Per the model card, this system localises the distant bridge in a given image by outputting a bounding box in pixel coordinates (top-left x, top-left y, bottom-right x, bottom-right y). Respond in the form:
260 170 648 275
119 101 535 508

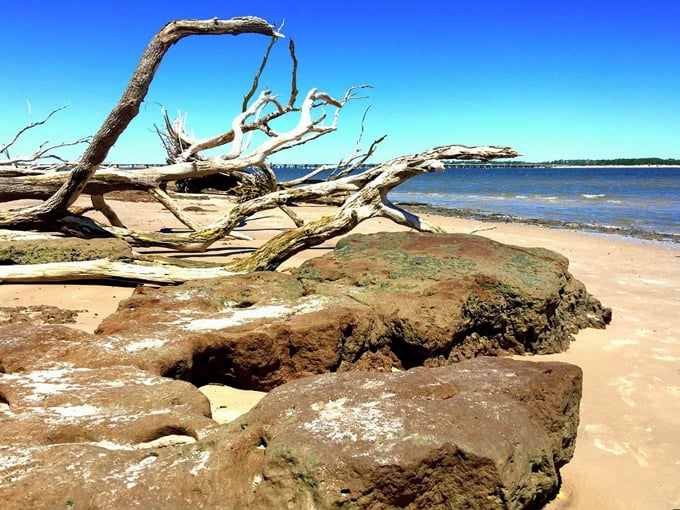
105 162 552 170
269 163 553 170
106 163 165 169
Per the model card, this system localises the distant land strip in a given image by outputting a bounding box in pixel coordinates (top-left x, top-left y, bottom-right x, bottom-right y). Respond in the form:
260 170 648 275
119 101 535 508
106 158 680 169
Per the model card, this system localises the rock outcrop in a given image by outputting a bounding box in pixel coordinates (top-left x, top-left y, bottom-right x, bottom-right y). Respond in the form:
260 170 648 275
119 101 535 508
0 232 606 508
0 237 132 264
92 232 610 390
0 357 582 509
0 305 83 326
0 364 217 447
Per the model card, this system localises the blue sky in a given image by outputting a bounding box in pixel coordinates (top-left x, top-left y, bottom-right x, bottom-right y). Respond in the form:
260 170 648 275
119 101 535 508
1 1 679 164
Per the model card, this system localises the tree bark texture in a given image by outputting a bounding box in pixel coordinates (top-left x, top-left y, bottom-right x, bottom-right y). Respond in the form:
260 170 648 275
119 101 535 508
0 17 520 284
0 17 278 229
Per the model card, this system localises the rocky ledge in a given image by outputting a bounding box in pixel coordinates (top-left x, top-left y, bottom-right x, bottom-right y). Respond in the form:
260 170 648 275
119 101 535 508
93 232 610 390
0 357 581 509
0 232 609 508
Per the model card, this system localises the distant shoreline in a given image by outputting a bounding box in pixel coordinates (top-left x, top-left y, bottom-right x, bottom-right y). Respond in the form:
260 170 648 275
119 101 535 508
106 163 680 170
529 164 680 169
400 202 680 244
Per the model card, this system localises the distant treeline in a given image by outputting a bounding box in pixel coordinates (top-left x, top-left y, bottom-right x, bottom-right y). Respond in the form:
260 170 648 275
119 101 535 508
443 157 680 167
543 158 680 166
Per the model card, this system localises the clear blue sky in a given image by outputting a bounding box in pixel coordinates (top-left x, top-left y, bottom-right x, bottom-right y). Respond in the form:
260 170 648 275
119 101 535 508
2 1 679 164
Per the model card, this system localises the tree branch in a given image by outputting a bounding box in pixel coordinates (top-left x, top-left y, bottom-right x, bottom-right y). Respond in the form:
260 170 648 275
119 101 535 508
0 144 518 283
0 16 521 285
0 17 279 228
1 105 68 157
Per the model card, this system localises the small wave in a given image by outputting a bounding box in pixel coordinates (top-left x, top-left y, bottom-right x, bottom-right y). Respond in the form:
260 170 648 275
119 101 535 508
591 223 625 231
470 194 513 200
582 193 606 199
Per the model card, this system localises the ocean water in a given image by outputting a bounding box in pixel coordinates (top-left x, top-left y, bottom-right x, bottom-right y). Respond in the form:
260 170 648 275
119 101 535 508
274 166 680 242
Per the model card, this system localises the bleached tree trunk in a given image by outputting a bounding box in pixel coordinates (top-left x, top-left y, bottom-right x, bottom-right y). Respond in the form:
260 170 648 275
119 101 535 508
0 17 279 230
0 15 520 284
0 145 518 283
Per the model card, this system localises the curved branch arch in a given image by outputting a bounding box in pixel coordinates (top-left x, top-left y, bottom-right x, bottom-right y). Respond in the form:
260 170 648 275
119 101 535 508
0 17 279 229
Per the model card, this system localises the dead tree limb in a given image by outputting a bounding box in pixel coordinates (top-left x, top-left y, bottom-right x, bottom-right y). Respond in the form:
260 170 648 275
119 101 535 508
0 17 279 229
60 144 516 254
90 194 125 227
226 145 511 272
0 145 518 283
163 38 300 165
0 84 369 248
0 20 369 247
0 105 89 166
0 16 520 284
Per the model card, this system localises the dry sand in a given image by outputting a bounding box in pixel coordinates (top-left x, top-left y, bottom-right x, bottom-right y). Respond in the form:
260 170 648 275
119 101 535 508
1 195 678 509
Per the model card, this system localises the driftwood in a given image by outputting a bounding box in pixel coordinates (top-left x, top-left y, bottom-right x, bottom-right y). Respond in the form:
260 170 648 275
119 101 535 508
0 17 282 230
0 144 517 283
0 16 518 284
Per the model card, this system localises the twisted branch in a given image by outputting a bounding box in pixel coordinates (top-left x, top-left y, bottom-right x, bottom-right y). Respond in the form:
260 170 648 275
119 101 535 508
0 145 518 283
0 17 279 228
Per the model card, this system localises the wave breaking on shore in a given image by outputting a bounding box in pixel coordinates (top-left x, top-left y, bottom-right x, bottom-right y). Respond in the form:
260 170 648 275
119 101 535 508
401 202 680 244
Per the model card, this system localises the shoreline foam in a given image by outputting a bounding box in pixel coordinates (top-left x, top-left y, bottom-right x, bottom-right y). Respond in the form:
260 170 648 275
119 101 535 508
400 202 680 244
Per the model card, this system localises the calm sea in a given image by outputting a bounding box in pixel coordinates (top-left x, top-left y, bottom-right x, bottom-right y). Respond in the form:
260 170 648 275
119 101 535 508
274 166 680 242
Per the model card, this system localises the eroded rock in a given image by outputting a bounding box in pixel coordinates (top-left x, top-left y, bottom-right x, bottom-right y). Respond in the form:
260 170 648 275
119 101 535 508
0 232 600 508
0 237 132 264
0 357 582 509
0 305 84 326
93 232 610 390
0 363 217 447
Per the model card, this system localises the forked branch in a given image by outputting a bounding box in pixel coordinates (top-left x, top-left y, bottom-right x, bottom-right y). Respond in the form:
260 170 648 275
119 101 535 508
0 16 520 285
0 17 280 228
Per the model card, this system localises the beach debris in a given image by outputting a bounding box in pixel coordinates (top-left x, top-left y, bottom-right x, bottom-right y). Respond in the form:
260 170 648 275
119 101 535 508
0 16 518 284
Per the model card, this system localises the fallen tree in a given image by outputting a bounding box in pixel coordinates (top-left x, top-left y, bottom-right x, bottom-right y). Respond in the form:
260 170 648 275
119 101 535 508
0 16 518 283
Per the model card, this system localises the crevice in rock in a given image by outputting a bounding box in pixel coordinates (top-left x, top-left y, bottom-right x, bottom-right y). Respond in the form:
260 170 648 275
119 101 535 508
139 425 199 444
390 335 430 370
161 345 282 391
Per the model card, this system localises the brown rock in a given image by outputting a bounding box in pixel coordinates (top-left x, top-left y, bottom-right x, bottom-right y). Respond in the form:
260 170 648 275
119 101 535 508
0 305 84 326
0 324 219 450
94 270 386 389
231 357 582 509
0 233 600 508
0 324 121 373
0 237 132 264
0 363 217 447
0 357 582 509
300 232 610 360
93 232 609 390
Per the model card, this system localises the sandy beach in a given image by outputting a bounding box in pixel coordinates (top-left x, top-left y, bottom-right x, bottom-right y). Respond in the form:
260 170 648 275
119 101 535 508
1 194 678 509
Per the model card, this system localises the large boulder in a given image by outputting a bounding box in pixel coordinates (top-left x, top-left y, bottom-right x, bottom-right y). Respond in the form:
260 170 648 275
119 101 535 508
93 232 610 390
0 233 602 507
0 364 217 447
0 357 582 509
